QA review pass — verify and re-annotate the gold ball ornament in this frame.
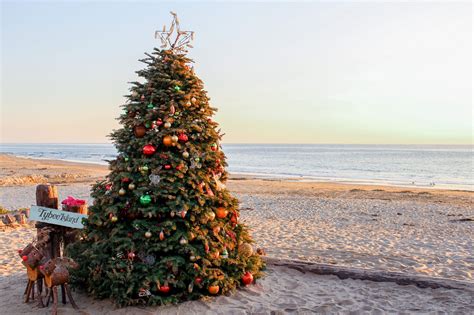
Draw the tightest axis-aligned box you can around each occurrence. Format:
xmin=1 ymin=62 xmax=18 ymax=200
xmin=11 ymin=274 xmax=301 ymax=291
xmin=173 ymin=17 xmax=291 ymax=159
xmin=182 ymin=151 xmax=190 ymax=159
xmin=207 ymin=211 xmax=216 ymax=221
xmin=145 ymin=231 xmax=152 ymax=238
xmin=171 ymin=135 xmax=179 ymax=143
xmin=238 ymin=243 xmax=254 ymax=258
xmin=110 ymin=216 xmax=118 ymax=223
xmin=128 ymin=183 xmax=135 ymax=190
xmin=164 ymin=122 xmax=172 ymax=129
xmin=118 ymin=188 xmax=126 ymax=196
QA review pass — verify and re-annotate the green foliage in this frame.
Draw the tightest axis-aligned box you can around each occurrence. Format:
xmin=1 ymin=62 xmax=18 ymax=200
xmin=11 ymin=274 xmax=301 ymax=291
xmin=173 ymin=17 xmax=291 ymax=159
xmin=0 ymin=205 xmax=9 ymax=214
xmin=67 ymin=49 xmax=265 ymax=306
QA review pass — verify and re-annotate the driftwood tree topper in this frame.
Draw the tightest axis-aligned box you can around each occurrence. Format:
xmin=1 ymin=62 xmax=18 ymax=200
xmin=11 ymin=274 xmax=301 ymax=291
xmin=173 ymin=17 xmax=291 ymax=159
xmin=155 ymin=11 xmax=194 ymax=52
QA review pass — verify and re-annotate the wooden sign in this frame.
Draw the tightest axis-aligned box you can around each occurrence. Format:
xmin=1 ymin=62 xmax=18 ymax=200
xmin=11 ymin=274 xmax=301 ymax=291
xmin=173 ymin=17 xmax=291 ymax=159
xmin=29 ymin=206 xmax=87 ymax=229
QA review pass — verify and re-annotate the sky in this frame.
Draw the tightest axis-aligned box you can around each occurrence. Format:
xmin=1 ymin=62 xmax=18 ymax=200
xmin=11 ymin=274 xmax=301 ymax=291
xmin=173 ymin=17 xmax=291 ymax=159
xmin=1 ymin=1 xmax=472 ymax=144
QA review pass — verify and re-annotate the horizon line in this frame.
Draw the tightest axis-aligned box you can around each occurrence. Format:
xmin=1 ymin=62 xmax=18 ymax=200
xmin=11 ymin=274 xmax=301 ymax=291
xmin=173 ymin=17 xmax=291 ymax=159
xmin=1 ymin=142 xmax=472 ymax=146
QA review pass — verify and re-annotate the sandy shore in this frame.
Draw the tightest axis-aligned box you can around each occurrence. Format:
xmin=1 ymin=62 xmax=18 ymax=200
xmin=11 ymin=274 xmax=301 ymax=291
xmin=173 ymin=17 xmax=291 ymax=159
xmin=1 ymin=227 xmax=472 ymax=314
xmin=1 ymin=154 xmax=473 ymax=313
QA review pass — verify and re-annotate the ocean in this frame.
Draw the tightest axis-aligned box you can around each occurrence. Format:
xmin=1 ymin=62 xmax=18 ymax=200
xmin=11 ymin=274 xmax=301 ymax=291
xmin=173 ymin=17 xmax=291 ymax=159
xmin=1 ymin=143 xmax=472 ymax=191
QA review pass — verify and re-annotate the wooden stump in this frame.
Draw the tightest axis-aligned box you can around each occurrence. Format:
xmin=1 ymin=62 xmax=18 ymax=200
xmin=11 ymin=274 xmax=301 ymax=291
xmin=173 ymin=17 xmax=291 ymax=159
xmin=62 ymin=204 xmax=87 ymax=251
xmin=35 ymin=184 xmax=60 ymax=258
xmin=36 ymin=184 xmax=59 ymax=209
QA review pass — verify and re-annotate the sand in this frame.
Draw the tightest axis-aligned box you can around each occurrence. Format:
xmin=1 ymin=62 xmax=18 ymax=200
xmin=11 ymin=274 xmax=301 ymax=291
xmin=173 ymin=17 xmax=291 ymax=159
xmin=0 ymin=154 xmax=109 ymax=186
xmin=1 ymin=228 xmax=472 ymax=314
xmin=0 ymin=154 xmax=473 ymax=313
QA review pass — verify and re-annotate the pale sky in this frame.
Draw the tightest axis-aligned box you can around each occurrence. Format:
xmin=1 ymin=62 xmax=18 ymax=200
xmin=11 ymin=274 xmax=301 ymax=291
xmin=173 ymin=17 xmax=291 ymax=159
xmin=1 ymin=1 xmax=472 ymax=144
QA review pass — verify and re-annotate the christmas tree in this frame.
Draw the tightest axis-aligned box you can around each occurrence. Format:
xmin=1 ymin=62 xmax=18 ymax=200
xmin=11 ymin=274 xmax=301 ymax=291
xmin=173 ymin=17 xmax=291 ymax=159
xmin=67 ymin=13 xmax=264 ymax=306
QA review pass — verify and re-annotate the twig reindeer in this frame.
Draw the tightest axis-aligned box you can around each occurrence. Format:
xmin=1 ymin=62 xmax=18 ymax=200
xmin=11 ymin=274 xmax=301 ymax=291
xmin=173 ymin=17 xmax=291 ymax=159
xmin=40 ymin=257 xmax=79 ymax=315
xmin=18 ymin=228 xmax=51 ymax=306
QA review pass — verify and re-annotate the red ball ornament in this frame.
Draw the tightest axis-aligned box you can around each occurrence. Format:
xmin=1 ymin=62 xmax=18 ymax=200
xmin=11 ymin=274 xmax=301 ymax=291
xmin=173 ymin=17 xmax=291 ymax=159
xmin=22 ymin=255 xmax=28 ymax=262
xmin=164 ymin=164 xmax=171 ymax=170
xmin=18 ymin=249 xmax=23 ymax=254
xmin=127 ymin=252 xmax=136 ymax=260
xmin=178 ymin=133 xmax=188 ymax=143
xmin=159 ymin=285 xmax=170 ymax=294
xmin=156 ymin=118 xmax=163 ymax=126
xmin=105 ymin=184 xmax=112 ymax=190
xmin=121 ymin=177 xmax=130 ymax=183
xmin=242 ymin=272 xmax=254 ymax=285
xmin=143 ymin=144 xmax=156 ymax=156
xmin=194 ymin=277 xmax=203 ymax=285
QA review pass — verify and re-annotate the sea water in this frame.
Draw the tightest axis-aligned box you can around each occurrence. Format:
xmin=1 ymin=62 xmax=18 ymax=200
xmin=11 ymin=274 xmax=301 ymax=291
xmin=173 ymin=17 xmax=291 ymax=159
xmin=1 ymin=143 xmax=472 ymax=191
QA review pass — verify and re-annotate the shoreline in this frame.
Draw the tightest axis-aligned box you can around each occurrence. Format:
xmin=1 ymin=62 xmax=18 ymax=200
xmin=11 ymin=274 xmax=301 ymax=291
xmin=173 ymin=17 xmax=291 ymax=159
xmin=1 ymin=153 xmax=472 ymax=193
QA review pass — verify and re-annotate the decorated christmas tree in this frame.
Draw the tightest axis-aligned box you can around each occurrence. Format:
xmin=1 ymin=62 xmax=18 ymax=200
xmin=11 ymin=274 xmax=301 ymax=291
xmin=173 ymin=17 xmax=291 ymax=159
xmin=67 ymin=13 xmax=264 ymax=306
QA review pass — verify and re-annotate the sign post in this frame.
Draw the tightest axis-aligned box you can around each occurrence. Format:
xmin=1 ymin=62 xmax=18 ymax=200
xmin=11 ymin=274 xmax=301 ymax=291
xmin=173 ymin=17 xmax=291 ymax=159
xmin=29 ymin=206 xmax=87 ymax=229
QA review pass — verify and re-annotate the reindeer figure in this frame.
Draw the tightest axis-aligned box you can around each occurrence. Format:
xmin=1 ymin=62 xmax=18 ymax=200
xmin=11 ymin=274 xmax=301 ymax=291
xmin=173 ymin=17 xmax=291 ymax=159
xmin=40 ymin=257 xmax=79 ymax=315
xmin=19 ymin=229 xmax=51 ymax=306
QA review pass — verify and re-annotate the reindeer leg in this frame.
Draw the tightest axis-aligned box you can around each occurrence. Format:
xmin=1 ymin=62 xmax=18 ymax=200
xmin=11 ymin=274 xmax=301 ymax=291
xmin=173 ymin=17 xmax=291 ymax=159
xmin=64 ymin=283 xmax=78 ymax=309
xmin=36 ymin=281 xmax=45 ymax=308
xmin=38 ymin=277 xmax=43 ymax=294
xmin=24 ymin=280 xmax=32 ymax=303
xmin=45 ymin=287 xmax=52 ymax=307
xmin=61 ymin=284 xmax=66 ymax=304
xmin=52 ymin=286 xmax=58 ymax=315
xmin=24 ymin=280 xmax=30 ymax=295
xmin=31 ymin=281 xmax=35 ymax=300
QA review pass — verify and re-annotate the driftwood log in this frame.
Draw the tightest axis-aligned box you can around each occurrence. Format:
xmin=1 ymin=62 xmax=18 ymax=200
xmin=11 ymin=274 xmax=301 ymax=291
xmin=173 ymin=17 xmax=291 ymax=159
xmin=265 ymin=257 xmax=474 ymax=293
xmin=4 ymin=214 xmax=15 ymax=225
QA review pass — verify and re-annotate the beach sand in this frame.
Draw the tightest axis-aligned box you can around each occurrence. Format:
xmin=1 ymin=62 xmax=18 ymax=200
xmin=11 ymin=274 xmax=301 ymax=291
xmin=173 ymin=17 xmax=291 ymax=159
xmin=1 ymin=154 xmax=473 ymax=313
